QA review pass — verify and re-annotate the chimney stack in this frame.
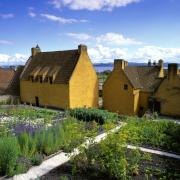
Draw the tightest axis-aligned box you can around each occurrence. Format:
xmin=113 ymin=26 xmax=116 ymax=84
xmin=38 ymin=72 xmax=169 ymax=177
xmin=114 ymin=59 xmax=128 ymax=71
xmin=78 ymin=44 xmax=87 ymax=53
xmin=148 ymin=59 xmax=151 ymax=66
xmin=168 ymin=63 xmax=178 ymax=83
xmin=31 ymin=44 xmax=41 ymax=57
xmin=158 ymin=59 xmax=164 ymax=78
xmin=153 ymin=60 xmax=156 ymax=66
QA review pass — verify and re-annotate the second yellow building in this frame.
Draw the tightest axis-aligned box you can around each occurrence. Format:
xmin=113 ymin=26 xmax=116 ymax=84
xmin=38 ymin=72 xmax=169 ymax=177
xmin=103 ymin=59 xmax=164 ymax=116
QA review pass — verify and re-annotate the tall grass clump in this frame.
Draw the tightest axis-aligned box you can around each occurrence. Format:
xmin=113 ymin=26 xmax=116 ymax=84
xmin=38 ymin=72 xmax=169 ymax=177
xmin=0 ymin=136 xmax=20 ymax=176
xmin=68 ymin=108 xmax=118 ymax=124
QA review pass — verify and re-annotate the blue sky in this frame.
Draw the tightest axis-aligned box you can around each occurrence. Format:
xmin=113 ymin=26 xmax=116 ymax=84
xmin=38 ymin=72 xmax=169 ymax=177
xmin=0 ymin=0 xmax=180 ymax=65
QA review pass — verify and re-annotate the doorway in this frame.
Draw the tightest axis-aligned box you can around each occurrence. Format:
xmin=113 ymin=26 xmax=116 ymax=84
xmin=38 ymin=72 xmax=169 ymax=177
xmin=35 ymin=96 xmax=39 ymax=107
xmin=148 ymin=97 xmax=161 ymax=113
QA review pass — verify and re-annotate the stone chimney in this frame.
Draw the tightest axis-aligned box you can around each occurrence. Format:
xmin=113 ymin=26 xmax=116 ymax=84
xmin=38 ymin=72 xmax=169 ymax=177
xmin=148 ymin=59 xmax=151 ymax=66
xmin=158 ymin=59 xmax=164 ymax=78
xmin=153 ymin=60 xmax=156 ymax=66
xmin=114 ymin=59 xmax=128 ymax=71
xmin=78 ymin=44 xmax=87 ymax=53
xmin=31 ymin=44 xmax=41 ymax=57
xmin=168 ymin=63 xmax=178 ymax=83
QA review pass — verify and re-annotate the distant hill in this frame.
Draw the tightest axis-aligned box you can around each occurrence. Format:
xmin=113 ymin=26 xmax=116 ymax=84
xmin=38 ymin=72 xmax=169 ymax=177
xmin=94 ymin=62 xmax=180 ymax=72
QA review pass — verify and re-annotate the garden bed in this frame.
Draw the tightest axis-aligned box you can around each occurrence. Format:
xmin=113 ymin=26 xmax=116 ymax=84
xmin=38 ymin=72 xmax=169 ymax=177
xmin=41 ymin=152 xmax=180 ymax=180
xmin=0 ymin=108 xmax=118 ymax=178
xmin=119 ymin=117 xmax=180 ymax=154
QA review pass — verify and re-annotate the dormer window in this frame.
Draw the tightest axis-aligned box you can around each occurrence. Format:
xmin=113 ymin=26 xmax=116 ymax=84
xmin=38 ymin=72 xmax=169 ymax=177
xmin=49 ymin=77 xmax=53 ymax=84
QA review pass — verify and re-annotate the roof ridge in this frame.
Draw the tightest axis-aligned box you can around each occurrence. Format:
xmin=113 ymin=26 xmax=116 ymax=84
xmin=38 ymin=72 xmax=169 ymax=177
xmin=40 ymin=49 xmax=78 ymax=54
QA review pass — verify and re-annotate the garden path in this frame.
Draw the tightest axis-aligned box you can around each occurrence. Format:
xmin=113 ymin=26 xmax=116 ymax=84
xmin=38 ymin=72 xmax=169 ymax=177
xmin=127 ymin=145 xmax=180 ymax=160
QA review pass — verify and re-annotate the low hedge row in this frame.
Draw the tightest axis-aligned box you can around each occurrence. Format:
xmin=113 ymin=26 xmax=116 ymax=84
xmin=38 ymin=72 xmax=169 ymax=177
xmin=67 ymin=108 xmax=118 ymax=124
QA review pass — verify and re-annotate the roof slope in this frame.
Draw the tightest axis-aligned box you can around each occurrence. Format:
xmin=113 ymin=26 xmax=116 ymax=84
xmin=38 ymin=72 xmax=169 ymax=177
xmin=0 ymin=68 xmax=15 ymax=94
xmin=124 ymin=66 xmax=163 ymax=92
xmin=21 ymin=50 xmax=80 ymax=84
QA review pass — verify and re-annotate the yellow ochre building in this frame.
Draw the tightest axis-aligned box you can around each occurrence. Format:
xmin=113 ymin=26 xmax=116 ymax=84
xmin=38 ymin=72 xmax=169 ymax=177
xmin=103 ymin=59 xmax=180 ymax=117
xmin=155 ymin=63 xmax=180 ymax=117
xmin=20 ymin=45 xmax=98 ymax=109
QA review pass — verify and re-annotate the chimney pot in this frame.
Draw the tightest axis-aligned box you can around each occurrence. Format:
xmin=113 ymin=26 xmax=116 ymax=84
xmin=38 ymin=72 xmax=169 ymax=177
xmin=78 ymin=44 xmax=87 ymax=53
xmin=31 ymin=45 xmax=41 ymax=57
xmin=148 ymin=59 xmax=151 ymax=66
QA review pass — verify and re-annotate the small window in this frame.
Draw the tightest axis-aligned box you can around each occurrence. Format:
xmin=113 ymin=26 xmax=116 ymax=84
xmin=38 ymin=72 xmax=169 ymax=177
xmin=124 ymin=84 xmax=128 ymax=90
xmin=49 ymin=77 xmax=53 ymax=84
xmin=39 ymin=76 xmax=43 ymax=83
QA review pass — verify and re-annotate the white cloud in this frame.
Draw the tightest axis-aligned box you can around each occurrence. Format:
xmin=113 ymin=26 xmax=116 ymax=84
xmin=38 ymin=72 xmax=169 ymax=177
xmin=0 ymin=40 xmax=13 ymax=45
xmin=131 ymin=46 xmax=180 ymax=63
xmin=0 ymin=53 xmax=27 ymax=65
xmin=96 ymin=33 xmax=142 ymax=46
xmin=40 ymin=13 xmax=87 ymax=24
xmin=88 ymin=45 xmax=180 ymax=63
xmin=49 ymin=0 xmax=141 ymax=11
xmin=66 ymin=33 xmax=92 ymax=40
xmin=65 ymin=32 xmax=142 ymax=46
xmin=88 ymin=44 xmax=128 ymax=63
xmin=28 ymin=7 xmax=37 ymax=18
xmin=0 ymin=13 xmax=14 ymax=19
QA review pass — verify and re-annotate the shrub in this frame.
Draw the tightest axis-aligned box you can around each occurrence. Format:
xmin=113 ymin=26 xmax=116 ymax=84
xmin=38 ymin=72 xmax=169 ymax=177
xmin=71 ymin=131 xmax=138 ymax=179
xmin=68 ymin=108 xmax=118 ymax=124
xmin=0 ymin=136 xmax=20 ymax=176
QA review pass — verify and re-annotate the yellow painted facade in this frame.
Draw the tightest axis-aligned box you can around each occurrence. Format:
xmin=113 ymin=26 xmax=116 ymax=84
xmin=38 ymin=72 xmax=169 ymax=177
xmin=155 ymin=64 xmax=180 ymax=116
xmin=20 ymin=45 xmax=98 ymax=109
xmin=20 ymin=81 xmax=69 ymax=108
xmin=103 ymin=61 xmax=136 ymax=115
xmin=69 ymin=49 xmax=98 ymax=108
xmin=103 ymin=59 xmax=161 ymax=116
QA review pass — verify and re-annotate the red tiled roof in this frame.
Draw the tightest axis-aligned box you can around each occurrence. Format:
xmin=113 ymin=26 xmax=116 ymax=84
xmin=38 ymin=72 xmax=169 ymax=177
xmin=0 ymin=68 xmax=15 ymax=94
